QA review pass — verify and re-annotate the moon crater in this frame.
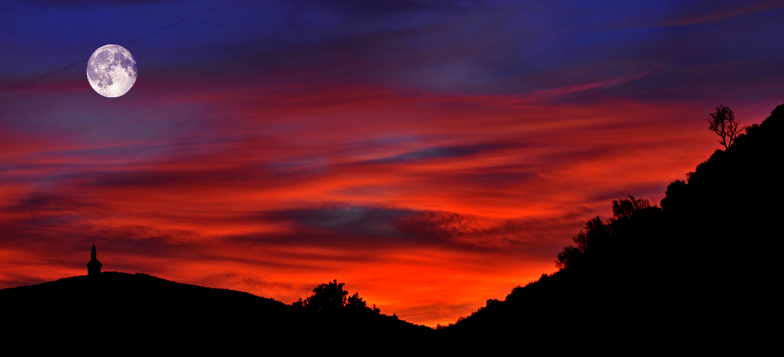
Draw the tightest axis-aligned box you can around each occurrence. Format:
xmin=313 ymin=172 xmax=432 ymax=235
xmin=87 ymin=44 xmax=137 ymax=98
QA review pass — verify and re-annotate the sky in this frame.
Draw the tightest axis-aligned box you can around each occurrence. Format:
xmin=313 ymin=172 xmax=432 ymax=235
xmin=1 ymin=0 xmax=783 ymax=327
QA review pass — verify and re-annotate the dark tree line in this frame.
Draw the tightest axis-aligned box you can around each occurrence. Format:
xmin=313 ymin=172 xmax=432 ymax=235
xmin=442 ymin=103 xmax=784 ymax=352
xmin=555 ymin=195 xmax=653 ymax=269
xmin=293 ymin=279 xmax=381 ymax=316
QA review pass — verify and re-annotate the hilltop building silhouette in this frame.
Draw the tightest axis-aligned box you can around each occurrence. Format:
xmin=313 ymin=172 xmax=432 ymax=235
xmin=87 ymin=244 xmax=102 ymax=276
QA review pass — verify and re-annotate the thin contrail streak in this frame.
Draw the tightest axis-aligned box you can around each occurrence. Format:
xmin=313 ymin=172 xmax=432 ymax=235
xmin=124 ymin=0 xmax=235 ymax=46
xmin=0 ymin=0 xmax=236 ymax=96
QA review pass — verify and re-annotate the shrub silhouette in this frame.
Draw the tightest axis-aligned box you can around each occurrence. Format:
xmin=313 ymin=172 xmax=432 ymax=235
xmin=294 ymin=279 xmax=380 ymax=316
xmin=555 ymin=196 xmax=654 ymax=269
xmin=294 ymin=279 xmax=347 ymax=313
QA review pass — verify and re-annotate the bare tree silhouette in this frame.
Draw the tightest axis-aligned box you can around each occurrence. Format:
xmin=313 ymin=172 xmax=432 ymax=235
xmin=707 ymin=105 xmax=742 ymax=149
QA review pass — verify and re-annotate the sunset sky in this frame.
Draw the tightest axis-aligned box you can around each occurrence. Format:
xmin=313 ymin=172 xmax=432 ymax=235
xmin=2 ymin=0 xmax=783 ymax=327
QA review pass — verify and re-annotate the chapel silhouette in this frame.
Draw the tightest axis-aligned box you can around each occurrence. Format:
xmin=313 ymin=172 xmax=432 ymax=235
xmin=87 ymin=244 xmax=102 ymax=276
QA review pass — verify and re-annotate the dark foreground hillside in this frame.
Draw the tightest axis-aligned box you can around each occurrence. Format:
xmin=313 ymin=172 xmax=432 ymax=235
xmin=1 ymin=272 xmax=432 ymax=352
xmin=443 ymin=103 xmax=783 ymax=352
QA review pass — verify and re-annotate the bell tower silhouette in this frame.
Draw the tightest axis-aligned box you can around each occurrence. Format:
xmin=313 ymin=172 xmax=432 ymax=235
xmin=87 ymin=244 xmax=102 ymax=276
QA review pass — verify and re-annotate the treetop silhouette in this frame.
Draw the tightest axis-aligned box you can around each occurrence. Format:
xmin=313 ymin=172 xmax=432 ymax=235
xmin=293 ymin=279 xmax=381 ymax=315
xmin=294 ymin=279 xmax=347 ymax=312
xmin=707 ymin=105 xmax=742 ymax=149
xmin=555 ymin=196 xmax=653 ymax=269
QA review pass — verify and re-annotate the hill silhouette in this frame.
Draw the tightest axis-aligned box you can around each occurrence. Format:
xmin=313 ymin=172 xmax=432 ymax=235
xmin=441 ymin=103 xmax=783 ymax=352
xmin=3 ymin=104 xmax=781 ymax=352
xmin=1 ymin=272 xmax=432 ymax=353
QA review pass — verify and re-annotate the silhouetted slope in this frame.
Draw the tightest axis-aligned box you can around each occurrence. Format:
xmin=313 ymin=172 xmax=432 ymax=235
xmin=2 ymin=272 xmax=296 ymax=351
xmin=1 ymin=272 xmax=432 ymax=352
xmin=5 ymin=104 xmax=780 ymax=352
xmin=662 ymin=104 xmax=783 ymax=265
xmin=444 ymin=103 xmax=784 ymax=351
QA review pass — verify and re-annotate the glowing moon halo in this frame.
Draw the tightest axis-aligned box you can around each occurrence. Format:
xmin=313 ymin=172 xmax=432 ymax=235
xmin=86 ymin=44 xmax=137 ymax=98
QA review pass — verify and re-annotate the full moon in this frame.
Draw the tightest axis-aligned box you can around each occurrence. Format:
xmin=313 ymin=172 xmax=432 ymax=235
xmin=86 ymin=44 xmax=137 ymax=98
